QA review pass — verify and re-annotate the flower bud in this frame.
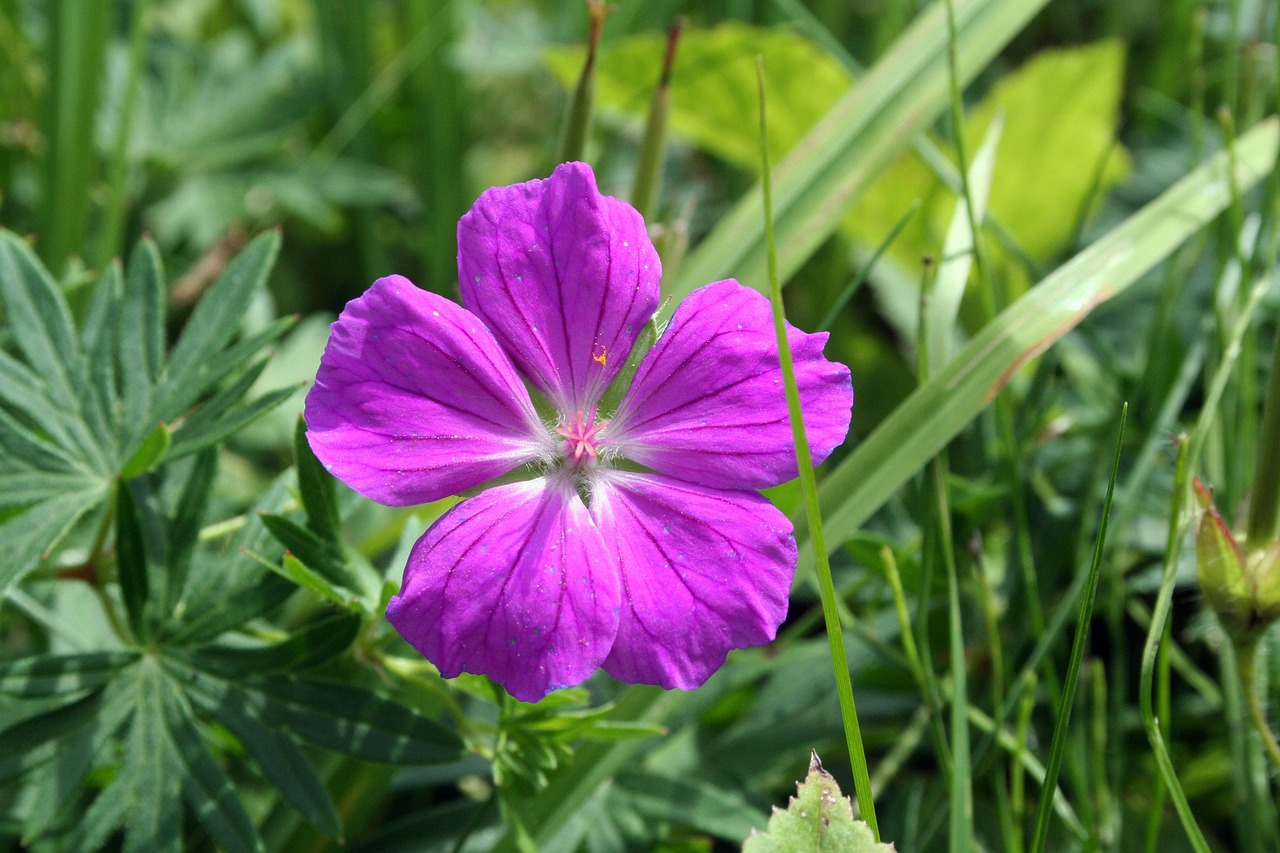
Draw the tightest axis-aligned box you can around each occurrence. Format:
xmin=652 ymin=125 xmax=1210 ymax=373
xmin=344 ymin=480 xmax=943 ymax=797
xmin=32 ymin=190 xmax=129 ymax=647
xmin=1195 ymin=478 xmax=1280 ymax=641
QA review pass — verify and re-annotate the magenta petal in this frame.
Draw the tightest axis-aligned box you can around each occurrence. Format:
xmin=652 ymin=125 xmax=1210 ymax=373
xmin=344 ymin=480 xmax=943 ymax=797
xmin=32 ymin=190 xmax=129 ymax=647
xmin=591 ymin=472 xmax=795 ymax=690
xmin=458 ymin=162 xmax=661 ymax=411
xmin=305 ymin=276 xmax=549 ymax=506
xmin=386 ymin=479 xmax=621 ymax=703
xmin=610 ymin=280 xmax=852 ymax=490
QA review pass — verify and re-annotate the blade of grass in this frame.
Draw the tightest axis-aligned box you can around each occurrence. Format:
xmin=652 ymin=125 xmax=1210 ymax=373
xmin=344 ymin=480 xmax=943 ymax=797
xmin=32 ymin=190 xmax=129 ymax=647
xmin=797 ymin=117 xmax=1280 ymax=569
xmin=96 ymin=0 xmax=151 ymax=269
xmin=672 ymin=0 xmax=1051 ymax=301
xmin=1028 ymin=404 xmax=1127 ymax=853
xmin=756 ymin=56 xmax=878 ymax=837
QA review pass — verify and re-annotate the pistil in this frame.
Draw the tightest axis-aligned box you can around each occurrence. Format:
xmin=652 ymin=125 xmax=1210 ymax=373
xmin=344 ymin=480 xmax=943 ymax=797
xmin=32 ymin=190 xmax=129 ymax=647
xmin=555 ymin=408 xmax=610 ymax=465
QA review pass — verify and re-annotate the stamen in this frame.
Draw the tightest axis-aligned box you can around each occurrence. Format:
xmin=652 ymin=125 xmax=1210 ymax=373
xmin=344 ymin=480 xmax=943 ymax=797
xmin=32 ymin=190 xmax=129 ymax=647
xmin=554 ymin=408 xmax=610 ymax=466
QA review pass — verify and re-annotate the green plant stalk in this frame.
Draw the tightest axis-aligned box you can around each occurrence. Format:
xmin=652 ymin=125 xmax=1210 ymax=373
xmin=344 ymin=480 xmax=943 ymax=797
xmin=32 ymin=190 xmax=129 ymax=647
xmin=1237 ymin=641 xmax=1280 ymax=772
xmin=96 ymin=0 xmax=151 ymax=269
xmin=756 ymin=56 xmax=878 ymax=838
xmin=630 ymin=19 xmax=680 ymax=221
xmin=1011 ymin=671 xmax=1036 ymax=853
xmin=820 ymin=199 xmax=921 ymax=333
xmin=1245 ymin=321 xmax=1280 ymax=544
xmin=556 ymin=0 xmax=605 ymax=164
xmin=1220 ymin=642 xmax=1276 ymax=853
xmin=1142 ymin=612 xmax=1173 ymax=853
xmin=1029 ymin=404 xmax=1126 ymax=853
xmin=39 ymin=0 xmax=110 ymax=274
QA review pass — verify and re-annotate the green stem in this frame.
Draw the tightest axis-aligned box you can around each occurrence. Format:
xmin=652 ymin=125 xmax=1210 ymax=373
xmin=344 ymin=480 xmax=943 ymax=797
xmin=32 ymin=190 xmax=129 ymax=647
xmin=756 ymin=56 xmax=878 ymax=838
xmin=1245 ymin=321 xmax=1280 ymax=545
xmin=96 ymin=0 xmax=151 ymax=268
xmin=1237 ymin=640 xmax=1280 ymax=773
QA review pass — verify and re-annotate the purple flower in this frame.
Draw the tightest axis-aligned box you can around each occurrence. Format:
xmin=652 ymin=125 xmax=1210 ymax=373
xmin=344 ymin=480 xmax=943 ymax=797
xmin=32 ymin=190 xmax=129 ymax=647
xmin=305 ymin=163 xmax=852 ymax=703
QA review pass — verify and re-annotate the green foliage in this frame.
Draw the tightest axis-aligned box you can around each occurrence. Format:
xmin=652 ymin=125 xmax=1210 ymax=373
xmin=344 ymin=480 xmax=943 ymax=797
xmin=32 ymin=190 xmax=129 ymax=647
xmin=743 ymin=754 xmax=893 ymax=852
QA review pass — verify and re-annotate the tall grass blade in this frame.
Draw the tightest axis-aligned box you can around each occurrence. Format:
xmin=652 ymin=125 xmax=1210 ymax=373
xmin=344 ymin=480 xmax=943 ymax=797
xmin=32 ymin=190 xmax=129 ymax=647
xmin=799 ymin=118 xmax=1280 ymax=565
xmin=1028 ymin=404 xmax=1127 ymax=853
xmin=672 ymin=0 xmax=1051 ymax=300
xmin=756 ymin=57 xmax=879 ymax=837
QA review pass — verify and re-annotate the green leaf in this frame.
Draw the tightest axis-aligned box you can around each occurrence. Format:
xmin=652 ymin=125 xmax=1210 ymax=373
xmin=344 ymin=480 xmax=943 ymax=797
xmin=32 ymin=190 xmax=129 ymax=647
xmin=186 ymin=677 xmax=342 ymax=837
xmin=116 ymin=478 xmax=151 ymax=640
xmin=742 ymin=755 xmax=893 ymax=852
xmin=166 ymin=448 xmax=219 ymax=610
xmin=260 ymin=513 xmax=360 ymax=591
xmin=163 ymin=229 xmax=281 ymax=394
xmin=164 ymin=691 xmax=263 ymax=853
xmin=119 ymin=238 xmax=167 ymax=435
xmin=263 ymin=551 xmax=360 ymax=610
xmin=0 ymin=690 xmax=103 ymax=785
xmin=120 ymin=421 xmax=172 ymax=480
xmin=164 ymin=377 xmax=299 ymax=462
xmin=615 ymin=770 xmax=765 ymax=841
xmin=0 ymin=488 xmax=104 ymax=593
xmin=0 ymin=230 xmax=80 ymax=409
xmin=802 ymin=116 xmax=1280 ymax=570
xmin=545 ymin=22 xmax=850 ymax=174
xmin=191 ymin=611 xmax=361 ymax=675
xmin=0 ymin=652 xmax=136 ymax=696
xmin=671 ymin=0 xmax=1053 ymax=300
xmin=255 ymin=675 xmax=463 ymax=763
xmin=295 ymin=416 xmax=341 ymax=541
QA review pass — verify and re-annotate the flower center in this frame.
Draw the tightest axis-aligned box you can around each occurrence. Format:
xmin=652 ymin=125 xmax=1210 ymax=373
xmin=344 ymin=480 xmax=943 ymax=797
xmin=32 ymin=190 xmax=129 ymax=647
xmin=554 ymin=409 xmax=609 ymax=467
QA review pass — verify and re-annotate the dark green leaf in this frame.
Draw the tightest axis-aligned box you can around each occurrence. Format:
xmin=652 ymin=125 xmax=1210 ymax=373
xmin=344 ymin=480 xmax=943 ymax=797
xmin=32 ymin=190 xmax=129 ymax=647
xmin=165 ymin=379 xmax=299 ymax=462
xmin=116 ymin=478 xmax=151 ymax=640
xmin=0 ymin=407 xmax=84 ymax=476
xmin=163 ymin=229 xmax=280 ymax=394
xmin=187 ymin=677 xmax=342 ymax=836
xmin=192 ymin=611 xmax=361 ymax=676
xmin=18 ymin=717 xmax=100 ymax=842
xmin=260 ymin=513 xmax=359 ymax=590
xmin=0 ymin=690 xmax=102 ymax=785
xmin=0 ymin=488 xmax=105 ymax=593
xmin=164 ymin=691 xmax=263 ymax=853
xmin=168 ymin=572 xmax=296 ymax=646
xmin=0 ymin=470 xmax=100 ymax=509
xmin=121 ymin=663 xmax=183 ymax=853
xmin=79 ymin=262 xmax=123 ymax=459
xmin=0 ymin=652 xmax=136 ymax=696
xmin=255 ymin=676 xmax=463 ymax=764
xmin=166 ymin=448 xmax=219 ymax=610
xmin=295 ymin=416 xmax=340 ymax=541
xmin=615 ymin=771 xmax=765 ymax=841
xmin=120 ymin=421 xmax=172 ymax=480
xmin=0 ymin=349 xmax=85 ymax=457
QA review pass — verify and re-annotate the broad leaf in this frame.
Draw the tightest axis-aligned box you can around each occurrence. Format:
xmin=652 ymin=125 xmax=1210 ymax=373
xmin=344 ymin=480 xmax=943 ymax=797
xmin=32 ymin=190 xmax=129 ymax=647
xmin=743 ymin=754 xmax=894 ymax=852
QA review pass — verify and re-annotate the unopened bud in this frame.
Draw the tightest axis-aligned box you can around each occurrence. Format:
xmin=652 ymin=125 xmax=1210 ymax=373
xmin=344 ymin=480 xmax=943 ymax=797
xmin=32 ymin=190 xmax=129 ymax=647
xmin=1195 ymin=478 xmax=1280 ymax=641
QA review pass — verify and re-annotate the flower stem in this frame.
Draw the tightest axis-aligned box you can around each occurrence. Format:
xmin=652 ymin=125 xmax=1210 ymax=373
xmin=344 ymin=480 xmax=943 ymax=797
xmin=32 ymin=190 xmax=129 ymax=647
xmin=754 ymin=56 xmax=879 ymax=838
xmin=1237 ymin=639 xmax=1280 ymax=773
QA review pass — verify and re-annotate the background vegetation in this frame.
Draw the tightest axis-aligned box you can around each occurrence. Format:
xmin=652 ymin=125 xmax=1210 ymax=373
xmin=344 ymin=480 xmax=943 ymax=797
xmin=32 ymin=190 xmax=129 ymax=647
xmin=2 ymin=0 xmax=1280 ymax=850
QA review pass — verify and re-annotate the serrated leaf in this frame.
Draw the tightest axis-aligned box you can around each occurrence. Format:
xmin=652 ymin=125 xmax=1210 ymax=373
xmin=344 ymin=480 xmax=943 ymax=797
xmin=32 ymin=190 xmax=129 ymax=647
xmin=742 ymin=755 xmax=894 ymax=852
xmin=255 ymin=676 xmax=463 ymax=763
xmin=192 ymin=611 xmax=360 ymax=675
xmin=164 ymin=690 xmax=263 ymax=853
xmin=295 ymin=416 xmax=340 ymax=541
xmin=0 ymin=652 xmax=136 ymax=696
xmin=163 ymin=229 xmax=280 ymax=393
xmin=121 ymin=421 xmax=172 ymax=480
xmin=186 ymin=676 xmax=342 ymax=836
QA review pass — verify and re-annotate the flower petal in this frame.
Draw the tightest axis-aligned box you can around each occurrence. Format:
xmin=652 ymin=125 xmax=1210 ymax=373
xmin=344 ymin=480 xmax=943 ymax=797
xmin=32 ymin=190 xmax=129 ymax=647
xmin=610 ymin=280 xmax=852 ymax=490
xmin=458 ymin=162 xmax=661 ymax=411
xmin=590 ymin=472 xmax=795 ymax=690
xmin=386 ymin=478 xmax=621 ymax=703
xmin=305 ymin=276 xmax=549 ymax=506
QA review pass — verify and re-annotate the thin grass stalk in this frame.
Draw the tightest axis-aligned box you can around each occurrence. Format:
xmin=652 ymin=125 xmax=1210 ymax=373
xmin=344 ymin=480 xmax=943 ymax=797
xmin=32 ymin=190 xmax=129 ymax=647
xmin=1011 ymin=671 xmax=1036 ymax=853
xmin=819 ymin=199 xmax=920 ymax=333
xmin=1028 ymin=404 xmax=1127 ymax=853
xmin=96 ymin=0 xmax=151 ymax=269
xmin=755 ymin=56 xmax=878 ymax=838
xmin=917 ymin=224 xmax=973 ymax=850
